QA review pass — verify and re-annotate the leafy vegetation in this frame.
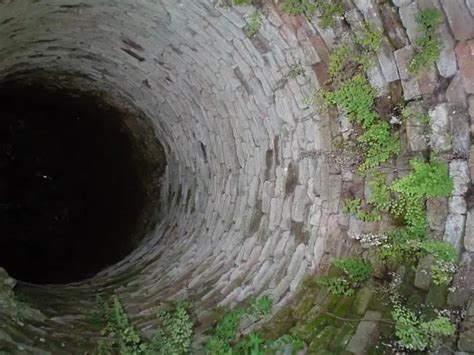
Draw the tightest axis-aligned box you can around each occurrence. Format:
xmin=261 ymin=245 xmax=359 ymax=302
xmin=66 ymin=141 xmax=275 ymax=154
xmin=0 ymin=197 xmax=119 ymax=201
xmin=317 ymin=2 xmax=345 ymax=29
xmin=234 ymin=0 xmax=255 ymax=5
xmin=205 ymin=297 xmax=273 ymax=354
xmin=280 ymin=0 xmax=344 ymax=29
xmin=281 ymin=0 xmax=316 ymax=16
xmin=328 ymin=44 xmax=351 ymax=79
xmin=95 ymin=296 xmax=194 ymax=355
xmin=318 ymin=276 xmax=354 ymax=296
xmin=356 ymin=21 xmax=383 ymax=53
xmin=333 ymin=258 xmax=373 ymax=283
xmin=245 ymin=11 xmax=263 ymax=38
xmin=409 ymin=8 xmax=442 ymax=74
xmin=392 ymin=302 xmax=455 ymax=351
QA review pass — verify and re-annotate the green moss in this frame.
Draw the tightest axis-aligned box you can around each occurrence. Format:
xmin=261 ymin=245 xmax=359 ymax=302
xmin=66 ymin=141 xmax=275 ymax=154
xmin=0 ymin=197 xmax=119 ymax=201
xmin=308 ymin=325 xmax=338 ymax=352
xmin=329 ymin=323 xmax=357 ymax=351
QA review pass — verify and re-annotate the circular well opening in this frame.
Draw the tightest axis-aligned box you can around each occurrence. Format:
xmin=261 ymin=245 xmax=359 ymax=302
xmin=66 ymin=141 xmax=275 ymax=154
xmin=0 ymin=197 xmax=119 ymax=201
xmin=0 ymin=77 xmax=166 ymax=285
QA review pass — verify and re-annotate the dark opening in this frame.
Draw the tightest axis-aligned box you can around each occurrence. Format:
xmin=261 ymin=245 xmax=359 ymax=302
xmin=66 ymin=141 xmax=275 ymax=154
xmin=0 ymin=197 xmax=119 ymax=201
xmin=0 ymin=83 xmax=164 ymax=284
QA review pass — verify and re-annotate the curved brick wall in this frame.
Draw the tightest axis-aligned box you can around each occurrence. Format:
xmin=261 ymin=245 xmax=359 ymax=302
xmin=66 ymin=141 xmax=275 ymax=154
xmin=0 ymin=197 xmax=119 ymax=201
xmin=2 ymin=0 xmax=472 ymax=352
xmin=0 ymin=1 xmax=350 ymax=351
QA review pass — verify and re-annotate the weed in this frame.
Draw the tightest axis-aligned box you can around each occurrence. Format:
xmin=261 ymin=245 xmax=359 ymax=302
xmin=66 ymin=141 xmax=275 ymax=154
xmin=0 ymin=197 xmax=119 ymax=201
xmin=328 ymin=44 xmax=352 ymax=79
xmin=245 ymin=11 xmax=263 ymax=38
xmin=318 ymin=2 xmax=344 ymax=29
xmin=343 ymin=198 xmax=361 ymax=215
xmin=321 ymin=75 xmax=377 ymax=129
xmin=356 ymin=22 xmax=383 ymax=53
xmin=281 ymin=0 xmax=317 ymax=17
xmin=205 ymin=297 xmax=274 ymax=354
xmin=392 ymin=302 xmax=455 ymax=351
xmin=409 ymin=8 xmax=442 ymax=75
xmin=234 ymin=0 xmax=255 ymax=5
xmin=95 ymin=297 xmax=193 ymax=355
xmin=367 ymin=172 xmax=391 ymax=210
xmin=318 ymin=276 xmax=354 ymax=296
xmin=333 ymin=258 xmax=373 ymax=283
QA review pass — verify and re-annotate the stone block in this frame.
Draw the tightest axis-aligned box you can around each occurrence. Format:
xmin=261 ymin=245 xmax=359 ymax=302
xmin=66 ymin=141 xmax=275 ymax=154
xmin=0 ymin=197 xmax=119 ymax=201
xmin=346 ymin=310 xmax=381 ymax=354
xmin=456 ymin=40 xmax=474 ymax=95
xmin=465 ymin=209 xmax=474 ymax=252
xmin=440 ymin=0 xmax=474 ymax=42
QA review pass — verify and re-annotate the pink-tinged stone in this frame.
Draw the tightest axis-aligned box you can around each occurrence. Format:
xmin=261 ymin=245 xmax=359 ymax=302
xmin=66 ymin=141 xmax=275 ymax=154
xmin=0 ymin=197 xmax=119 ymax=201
xmin=308 ymin=35 xmax=330 ymax=65
xmin=418 ymin=67 xmax=437 ymax=96
xmin=456 ymin=40 xmax=474 ymax=94
xmin=440 ymin=0 xmax=474 ymax=42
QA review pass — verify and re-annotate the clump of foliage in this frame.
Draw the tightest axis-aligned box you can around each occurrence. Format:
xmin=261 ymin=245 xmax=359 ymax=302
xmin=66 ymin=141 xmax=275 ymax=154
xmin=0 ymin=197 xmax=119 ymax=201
xmin=409 ymin=8 xmax=442 ymax=74
xmin=205 ymin=297 xmax=273 ymax=353
xmin=281 ymin=0 xmax=344 ymax=28
xmin=358 ymin=121 xmax=400 ymax=172
xmin=95 ymin=296 xmax=194 ymax=355
xmin=234 ymin=0 xmax=255 ymax=5
xmin=96 ymin=296 xmax=148 ymax=354
xmin=392 ymin=302 xmax=455 ymax=351
xmin=320 ymin=75 xmax=400 ymax=172
xmin=356 ymin=21 xmax=383 ymax=53
xmin=233 ymin=332 xmax=305 ymax=354
xmin=149 ymin=304 xmax=194 ymax=354
xmin=390 ymin=158 xmax=452 ymax=234
xmin=318 ymin=2 xmax=345 ymax=29
xmin=333 ymin=258 xmax=373 ymax=283
xmin=281 ymin=0 xmax=316 ymax=16
xmin=318 ymin=276 xmax=354 ymax=296
xmin=245 ymin=11 xmax=263 ymax=38
xmin=367 ymin=172 xmax=391 ymax=210
xmin=343 ymin=198 xmax=361 ymax=215
xmin=321 ymin=75 xmax=377 ymax=128
xmin=328 ymin=44 xmax=352 ymax=79
xmin=318 ymin=258 xmax=372 ymax=296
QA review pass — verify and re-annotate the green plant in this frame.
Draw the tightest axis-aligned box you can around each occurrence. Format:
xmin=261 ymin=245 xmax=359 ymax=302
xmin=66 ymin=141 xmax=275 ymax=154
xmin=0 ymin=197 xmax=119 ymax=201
xmin=409 ymin=8 xmax=442 ymax=74
xmin=358 ymin=121 xmax=400 ymax=172
xmin=356 ymin=21 xmax=383 ymax=53
xmin=391 ymin=159 xmax=453 ymax=199
xmin=281 ymin=0 xmax=316 ymax=16
xmin=321 ymin=75 xmax=377 ymax=128
xmin=318 ymin=2 xmax=344 ymax=29
xmin=248 ymin=296 xmax=272 ymax=318
xmin=317 ymin=276 xmax=354 ymax=296
xmin=234 ymin=0 xmax=255 ymax=5
xmin=392 ymin=302 xmax=455 ymax=351
xmin=328 ymin=44 xmax=351 ymax=79
xmin=97 ymin=296 xmax=148 ymax=355
xmin=367 ymin=173 xmax=391 ymax=210
xmin=149 ymin=303 xmax=194 ymax=354
xmin=356 ymin=210 xmax=383 ymax=222
xmin=333 ymin=258 xmax=373 ymax=283
xmin=205 ymin=297 xmax=273 ymax=354
xmin=245 ymin=11 xmax=263 ymax=38
xmin=343 ymin=198 xmax=361 ymax=215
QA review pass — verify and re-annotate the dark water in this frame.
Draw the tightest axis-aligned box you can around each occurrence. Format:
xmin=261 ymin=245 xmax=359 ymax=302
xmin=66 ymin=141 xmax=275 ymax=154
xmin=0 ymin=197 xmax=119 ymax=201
xmin=0 ymin=86 xmax=148 ymax=284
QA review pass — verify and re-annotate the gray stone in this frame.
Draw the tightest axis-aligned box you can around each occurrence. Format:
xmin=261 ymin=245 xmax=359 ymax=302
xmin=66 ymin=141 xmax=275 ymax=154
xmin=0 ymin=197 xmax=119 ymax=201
xmin=377 ymin=38 xmax=400 ymax=82
xmin=436 ymin=23 xmax=458 ymax=78
xmin=465 ymin=209 xmax=474 ymax=252
xmin=468 ymin=0 xmax=474 ymax=16
xmin=450 ymin=160 xmax=471 ymax=196
xmin=427 ymin=197 xmax=449 ymax=232
xmin=346 ymin=310 xmax=381 ymax=354
xmin=393 ymin=0 xmax=413 ymax=6
xmin=414 ymin=255 xmax=434 ymax=290
xmin=405 ymin=102 xmax=428 ymax=151
xmin=394 ymin=46 xmax=421 ymax=100
xmin=429 ymin=103 xmax=451 ymax=152
xmin=448 ymin=252 xmax=474 ymax=307
xmin=451 ymin=111 xmax=471 ymax=158
xmin=354 ymin=287 xmax=373 ymax=315
xmin=447 ymin=74 xmax=468 ymax=109
xmin=440 ymin=0 xmax=474 ymax=42
xmin=443 ymin=213 xmax=466 ymax=253
xmin=449 ymin=196 xmax=467 ymax=215
xmin=398 ymin=2 xmax=421 ymax=44
xmin=458 ymin=301 xmax=474 ymax=352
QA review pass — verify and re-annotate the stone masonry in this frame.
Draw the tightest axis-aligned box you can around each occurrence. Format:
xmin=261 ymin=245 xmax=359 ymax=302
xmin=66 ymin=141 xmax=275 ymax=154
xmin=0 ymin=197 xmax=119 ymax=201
xmin=0 ymin=0 xmax=472 ymax=353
